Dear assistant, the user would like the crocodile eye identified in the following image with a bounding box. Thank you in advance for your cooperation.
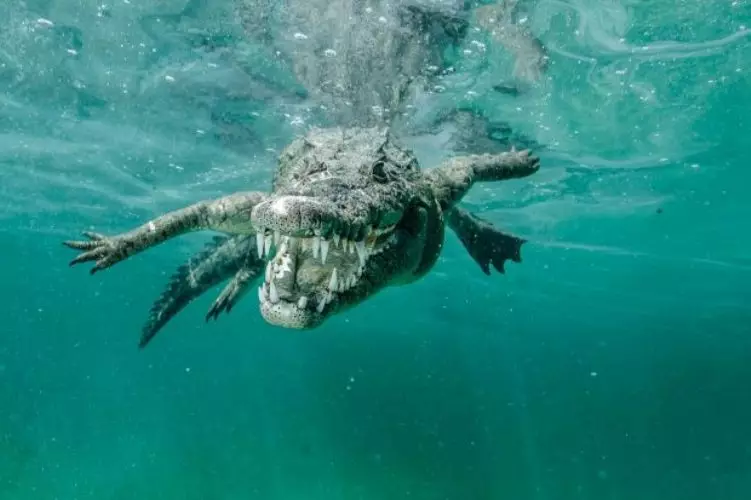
[371,161,389,183]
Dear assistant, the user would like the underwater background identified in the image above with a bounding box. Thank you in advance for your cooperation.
[2,0,751,498]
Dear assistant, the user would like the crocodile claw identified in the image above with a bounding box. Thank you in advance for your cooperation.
[63,231,126,274]
[205,269,254,321]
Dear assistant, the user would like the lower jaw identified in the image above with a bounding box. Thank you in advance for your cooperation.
[258,296,325,329]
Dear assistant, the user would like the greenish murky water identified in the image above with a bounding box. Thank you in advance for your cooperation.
[2,1,750,499]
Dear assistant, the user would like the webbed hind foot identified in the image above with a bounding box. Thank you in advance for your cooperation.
[447,207,525,275]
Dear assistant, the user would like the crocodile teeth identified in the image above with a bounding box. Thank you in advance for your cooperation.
[347,275,356,288]
[274,230,281,245]
[312,236,321,259]
[264,234,273,257]
[332,233,341,248]
[320,238,330,264]
[316,296,327,313]
[328,267,339,291]
[297,296,308,309]
[269,280,279,304]
[277,238,288,256]
[265,261,272,282]
[355,240,367,266]
[256,232,265,258]
[257,286,264,302]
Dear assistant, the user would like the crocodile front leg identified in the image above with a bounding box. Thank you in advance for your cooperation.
[426,149,540,211]
[63,191,266,274]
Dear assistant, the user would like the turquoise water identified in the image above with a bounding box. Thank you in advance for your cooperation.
[2,0,751,499]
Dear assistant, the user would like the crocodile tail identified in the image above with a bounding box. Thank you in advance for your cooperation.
[139,235,256,349]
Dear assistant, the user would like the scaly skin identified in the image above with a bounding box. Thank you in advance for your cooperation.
[64,127,539,346]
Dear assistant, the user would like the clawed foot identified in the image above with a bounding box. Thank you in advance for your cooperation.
[63,231,129,274]
[487,148,541,180]
[205,272,250,321]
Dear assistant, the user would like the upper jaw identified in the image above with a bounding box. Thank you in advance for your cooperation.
[252,203,397,266]
[254,223,396,264]
[250,195,403,250]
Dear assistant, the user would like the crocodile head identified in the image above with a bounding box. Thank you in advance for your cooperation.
[251,127,437,329]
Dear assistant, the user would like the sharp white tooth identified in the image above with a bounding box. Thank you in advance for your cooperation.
[355,240,367,266]
[332,233,341,247]
[256,232,265,258]
[328,267,339,291]
[300,238,309,251]
[348,275,356,288]
[278,240,288,255]
[297,296,308,309]
[262,282,269,298]
[258,286,264,302]
[338,280,346,292]
[274,230,281,245]
[265,261,272,282]
[264,234,273,256]
[321,238,330,264]
[312,236,321,259]
[316,298,326,313]
[269,280,279,303]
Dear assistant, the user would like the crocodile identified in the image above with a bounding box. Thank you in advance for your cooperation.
[64,126,540,347]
